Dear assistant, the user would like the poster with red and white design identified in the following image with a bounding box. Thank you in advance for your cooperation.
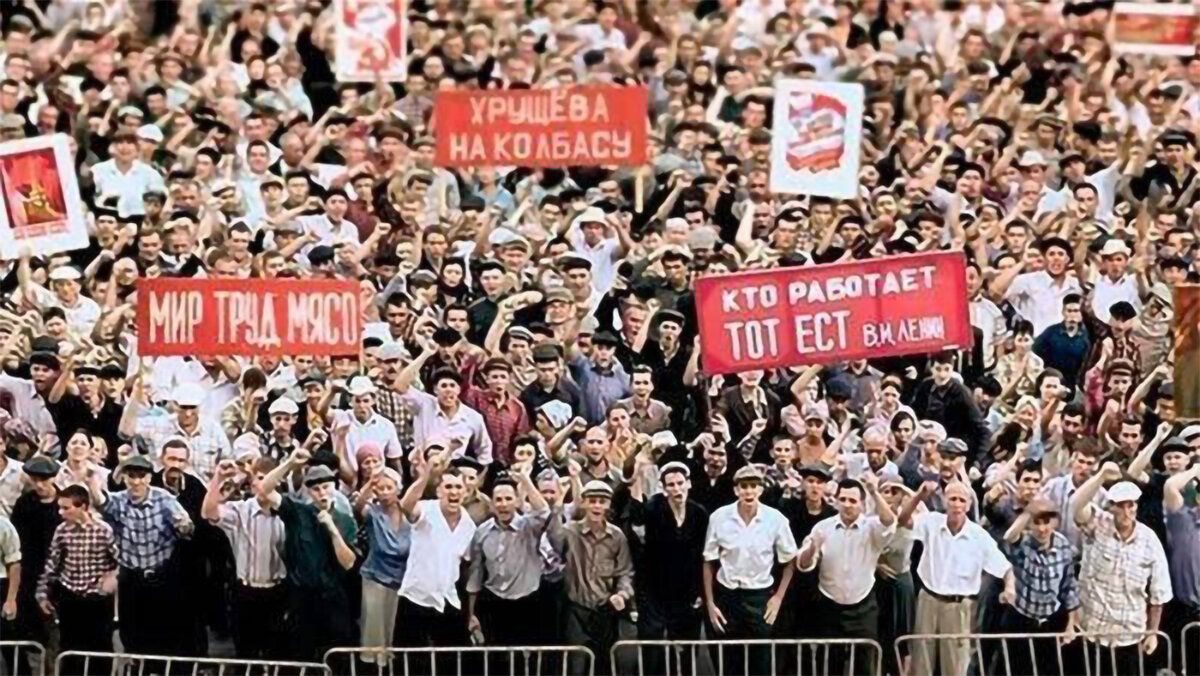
[334,0,407,82]
[1113,3,1200,57]
[0,134,86,260]
[694,252,972,375]
[769,79,863,199]
[432,86,648,168]
[137,279,363,357]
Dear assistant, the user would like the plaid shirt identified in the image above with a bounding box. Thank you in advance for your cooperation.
[1008,531,1080,621]
[1079,511,1173,646]
[462,389,530,466]
[137,414,231,483]
[36,519,118,600]
[101,487,192,571]
[372,387,415,456]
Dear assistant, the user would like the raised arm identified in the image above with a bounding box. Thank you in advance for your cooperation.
[1071,461,1121,528]
[1164,463,1200,513]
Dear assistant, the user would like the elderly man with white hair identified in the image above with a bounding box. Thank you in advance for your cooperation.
[897,479,1015,676]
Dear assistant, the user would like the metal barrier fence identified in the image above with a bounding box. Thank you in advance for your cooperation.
[321,646,596,676]
[610,639,883,676]
[53,651,326,676]
[1183,621,1200,675]
[895,630,1172,676]
[0,641,46,676]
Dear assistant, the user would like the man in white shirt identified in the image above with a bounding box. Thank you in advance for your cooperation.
[798,474,896,674]
[1089,238,1142,324]
[993,237,1082,337]
[91,131,165,217]
[46,266,100,336]
[702,465,797,676]
[396,447,476,674]
[340,376,403,474]
[898,480,1016,676]
[297,188,359,249]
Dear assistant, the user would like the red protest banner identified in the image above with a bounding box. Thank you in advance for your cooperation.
[694,252,972,375]
[137,278,362,357]
[433,85,648,168]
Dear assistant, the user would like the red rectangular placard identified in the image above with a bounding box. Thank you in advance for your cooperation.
[694,252,973,375]
[433,85,648,168]
[137,278,362,357]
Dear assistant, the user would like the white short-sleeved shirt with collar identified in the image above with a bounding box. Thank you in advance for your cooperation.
[399,499,477,612]
[909,511,1012,597]
[800,513,896,605]
[1005,271,1082,337]
[91,159,165,217]
[703,501,798,591]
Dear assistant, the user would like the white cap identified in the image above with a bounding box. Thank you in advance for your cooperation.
[137,124,164,143]
[268,397,299,415]
[917,420,947,442]
[574,206,607,226]
[171,382,205,407]
[48,266,81,282]
[1018,150,1047,168]
[1107,481,1142,504]
[1181,424,1200,442]
[346,375,376,397]
[1098,238,1131,258]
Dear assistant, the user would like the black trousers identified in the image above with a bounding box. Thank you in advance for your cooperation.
[394,596,466,676]
[816,591,880,676]
[57,587,114,675]
[636,595,702,676]
[479,589,544,646]
[708,585,772,676]
[1080,641,1143,676]
[564,601,619,676]
[1164,598,1200,676]
[991,605,1066,676]
[117,562,193,657]
[229,582,287,660]
[287,582,355,663]
[0,578,26,676]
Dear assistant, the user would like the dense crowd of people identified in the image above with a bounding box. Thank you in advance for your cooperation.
[1,0,1200,675]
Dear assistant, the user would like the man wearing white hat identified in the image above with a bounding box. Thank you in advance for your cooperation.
[129,382,232,483]
[567,205,632,294]
[1091,237,1141,324]
[46,265,100,336]
[1070,463,1171,673]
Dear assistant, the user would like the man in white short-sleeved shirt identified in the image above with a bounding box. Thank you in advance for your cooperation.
[702,465,797,676]
[899,480,1015,676]
[397,449,476,658]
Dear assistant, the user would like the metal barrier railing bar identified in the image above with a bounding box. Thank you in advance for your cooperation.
[0,641,46,676]
[1183,621,1200,676]
[894,630,1172,676]
[53,651,326,676]
[610,638,884,676]
[321,646,596,676]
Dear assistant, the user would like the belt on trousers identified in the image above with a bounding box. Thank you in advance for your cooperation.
[120,566,166,582]
[923,589,976,604]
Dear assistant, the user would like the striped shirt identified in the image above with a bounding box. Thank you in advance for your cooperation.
[36,519,118,600]
[1079,511,1172,646]
[214,498,287,587]
[1008,531,1080,621]
[101,487,192,571]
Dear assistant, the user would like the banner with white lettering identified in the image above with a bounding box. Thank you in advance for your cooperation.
[1113,2,1200,57]
[432,85,648,168]
[334,0,408,82]
[0,134,87,260]
[769,79,864,199]
[693,252,972,375]
[137,279,362,357]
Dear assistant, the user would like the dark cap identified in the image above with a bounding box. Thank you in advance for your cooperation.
[119,455,154,476]
[656,309,685,327]
[432,327,462,347]
[796,464,831,481]
[307,245,335,265]
[482,357,513,374]
[304,465,337,487]
[1038,237,1072,255]
[592,331,621,347]
[825,378,853,401]
[23,456,60,478]
[532,343,563,362]
[1162,436,1190,454]
[938,438,969,457]
[298,368,327,386]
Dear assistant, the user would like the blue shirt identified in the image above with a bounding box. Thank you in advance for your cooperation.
[568,355,631,425]
[101,487,190,571]
[1165,507,1200,607]
[1033,322,1090,390]
[1008,531,1080,621]
[360,504,412,589]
